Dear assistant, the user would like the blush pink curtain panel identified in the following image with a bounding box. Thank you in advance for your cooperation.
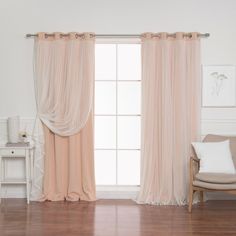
[42,113,95,201]
[33,32,96,201]
[137,32,201,205]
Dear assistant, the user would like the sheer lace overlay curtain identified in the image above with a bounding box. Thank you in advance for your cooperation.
[137,32,201,205]
[31,32,96,201]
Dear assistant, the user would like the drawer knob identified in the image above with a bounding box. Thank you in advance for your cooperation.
[11,151,14,154]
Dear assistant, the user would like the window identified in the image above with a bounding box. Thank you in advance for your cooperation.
[95,43,141,186]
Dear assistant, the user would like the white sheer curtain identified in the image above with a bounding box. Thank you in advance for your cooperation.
[31,118,45,200]
[34,32,95,136]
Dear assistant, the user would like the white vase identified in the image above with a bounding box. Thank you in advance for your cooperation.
[7,116,20,143]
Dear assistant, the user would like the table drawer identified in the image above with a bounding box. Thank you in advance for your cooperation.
[0,149,26,157]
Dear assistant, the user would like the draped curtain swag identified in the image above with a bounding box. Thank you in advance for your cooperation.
[137,32,201,205]
[32,32,96,201]
[34,32,95,136]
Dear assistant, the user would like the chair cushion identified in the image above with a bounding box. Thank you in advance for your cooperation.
[195,173,236,184]
[193,180,236,190]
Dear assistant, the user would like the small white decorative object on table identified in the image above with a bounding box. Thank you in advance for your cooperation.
[192,140,235,174]
[7,116,20,143]
[0,144,35,204]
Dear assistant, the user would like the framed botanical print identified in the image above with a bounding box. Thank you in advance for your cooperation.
[202,65,236,107]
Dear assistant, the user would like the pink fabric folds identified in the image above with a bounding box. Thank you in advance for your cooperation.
[137,32,201,205]
[42,112,96,201]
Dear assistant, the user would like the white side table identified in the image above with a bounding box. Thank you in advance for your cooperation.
[0,145,34,204]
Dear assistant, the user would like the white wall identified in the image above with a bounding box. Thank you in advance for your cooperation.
[0,0,236,199]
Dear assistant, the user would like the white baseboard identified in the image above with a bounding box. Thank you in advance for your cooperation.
[96,191,138,199]
[206,192,236,200]
[1,187,236,200]
[0,186,139,199]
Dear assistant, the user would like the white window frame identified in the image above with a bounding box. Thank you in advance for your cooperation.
[95,38,141,198]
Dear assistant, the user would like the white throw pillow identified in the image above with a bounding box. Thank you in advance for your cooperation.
[192,140,235,174]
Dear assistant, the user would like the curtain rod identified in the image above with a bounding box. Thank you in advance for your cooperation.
[25,33,210,38]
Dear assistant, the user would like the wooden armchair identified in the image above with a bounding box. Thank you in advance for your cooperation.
[188,134,236,212]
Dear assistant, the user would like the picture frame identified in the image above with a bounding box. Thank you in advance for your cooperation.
[202,65,236,107]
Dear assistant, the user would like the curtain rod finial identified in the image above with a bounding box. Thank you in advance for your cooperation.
[26,34,34,38]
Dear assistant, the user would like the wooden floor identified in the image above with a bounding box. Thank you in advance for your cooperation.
[1,199,236,236]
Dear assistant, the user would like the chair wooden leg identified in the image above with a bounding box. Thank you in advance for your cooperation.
[188,185,194,213]
[199,191,204,203]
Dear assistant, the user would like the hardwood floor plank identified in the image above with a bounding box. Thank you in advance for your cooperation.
[0,199,236,235]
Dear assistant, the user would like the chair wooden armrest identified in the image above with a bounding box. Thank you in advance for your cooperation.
[190,156,200,181]
[191,156,200,163]
[189,156,200,212]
